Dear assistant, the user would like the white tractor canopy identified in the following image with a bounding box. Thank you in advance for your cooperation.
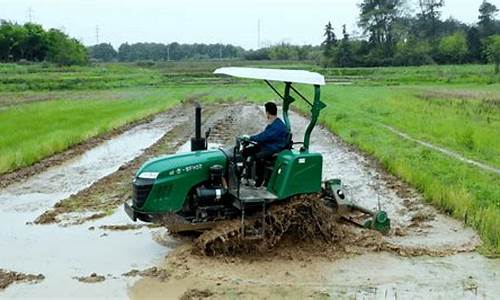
[214,67,325,86]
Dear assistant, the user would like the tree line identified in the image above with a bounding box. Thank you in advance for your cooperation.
[321,0,500,71]
[0,21,88,65]
[1,0,499,70]
[89,42,245,62]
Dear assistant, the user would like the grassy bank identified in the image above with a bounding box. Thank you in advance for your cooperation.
[0,89,184,174]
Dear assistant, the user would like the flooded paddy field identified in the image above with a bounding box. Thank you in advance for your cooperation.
[0,104,498,299]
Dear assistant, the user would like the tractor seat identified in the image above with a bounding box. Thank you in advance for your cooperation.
[265,133,293,167]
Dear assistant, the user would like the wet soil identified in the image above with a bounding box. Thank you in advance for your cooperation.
[1,103,498,299]
[0,270,44,290]
[97,224,161,231]
[122,267,170,282]
[73,273,106,283]
[180,288,214,300]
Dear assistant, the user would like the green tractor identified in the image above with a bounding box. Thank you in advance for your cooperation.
[124,67,390,239]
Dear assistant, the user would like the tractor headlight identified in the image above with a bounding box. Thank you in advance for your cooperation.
[137,172,159,180]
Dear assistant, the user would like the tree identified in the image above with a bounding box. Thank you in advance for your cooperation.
[417,0,445,40]
[88,43,117,62]
[437,32,468,64]
[117,43,131,61]
[478,1,499,37]
[485,34,500,73]
[466,27,482,62]
[268,43,299,60]
[321,21,337,65]
[394,38,433,65]
[0,21,15,60]
[22,23,49,61]
[322,22,337,49]
[46,29,88,65]
[336,25,355,67]
[358,0,406,59]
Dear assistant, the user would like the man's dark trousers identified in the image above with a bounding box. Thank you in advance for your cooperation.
[241,144,275,185]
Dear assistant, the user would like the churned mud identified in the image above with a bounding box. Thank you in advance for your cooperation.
[1,103,498,299]
[0,270,44,290]
[73,273,106,283]
[180,288,214,300]
[97,224,161,231]
[122,267,170,282]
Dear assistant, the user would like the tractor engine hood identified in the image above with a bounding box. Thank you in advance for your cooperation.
[135,149,227,181]
[133,149,227,214]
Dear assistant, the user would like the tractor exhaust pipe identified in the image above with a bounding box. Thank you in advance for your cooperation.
[195,104,201,140]
[191,103,207,151]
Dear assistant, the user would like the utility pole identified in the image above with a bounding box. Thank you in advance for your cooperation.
[95,25,100,45]
[257,18,261,49]
[219,44,222,60]
[27,7,33,23]
[167,44,170,61]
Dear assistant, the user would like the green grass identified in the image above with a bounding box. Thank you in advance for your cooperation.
[0,88,187,173]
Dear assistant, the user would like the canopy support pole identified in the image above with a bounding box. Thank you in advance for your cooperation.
[282,82,295,132]
[302,85,326,152]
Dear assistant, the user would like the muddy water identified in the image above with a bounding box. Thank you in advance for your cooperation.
[325,252,500,298]
[0,111,186,298]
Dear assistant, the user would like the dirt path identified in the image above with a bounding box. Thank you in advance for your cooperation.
[1,104,498,299]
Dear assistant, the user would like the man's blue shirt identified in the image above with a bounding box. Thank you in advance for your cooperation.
[250,118,289,153]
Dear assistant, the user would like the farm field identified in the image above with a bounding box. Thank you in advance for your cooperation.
[0,61,499,298]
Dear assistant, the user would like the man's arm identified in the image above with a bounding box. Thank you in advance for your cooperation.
[250,124,278,143]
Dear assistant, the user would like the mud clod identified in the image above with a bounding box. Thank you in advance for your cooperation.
[0,269,44,290]
[34,210,58,224]
[122,267,170,281]
[180,288,214,300]
[409,210,436,227]
[73,272,106,283]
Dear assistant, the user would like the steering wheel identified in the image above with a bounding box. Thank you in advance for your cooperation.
[236,136,257,146]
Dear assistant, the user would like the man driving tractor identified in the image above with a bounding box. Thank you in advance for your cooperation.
[241,102,289,187]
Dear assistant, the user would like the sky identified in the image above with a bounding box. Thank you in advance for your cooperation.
[2,0,498,49]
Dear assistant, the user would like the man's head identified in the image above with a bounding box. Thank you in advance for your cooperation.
[264,102,278,121]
